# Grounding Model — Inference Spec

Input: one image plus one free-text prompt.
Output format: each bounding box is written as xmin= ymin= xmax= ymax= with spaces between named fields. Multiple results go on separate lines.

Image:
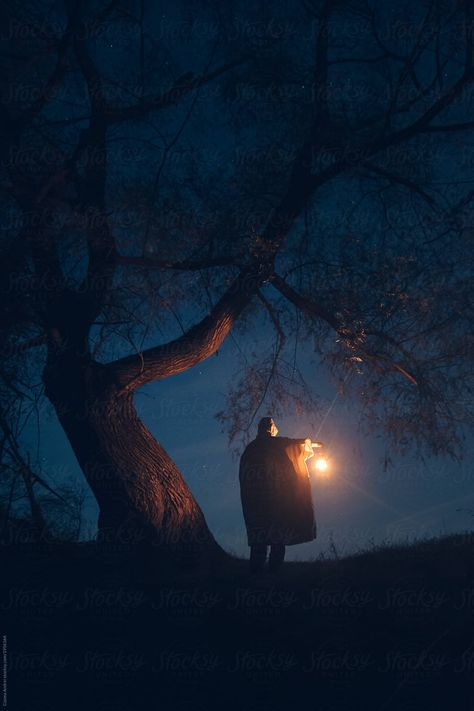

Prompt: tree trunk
xmin=43 ymin=354 xmax=222 ymax=565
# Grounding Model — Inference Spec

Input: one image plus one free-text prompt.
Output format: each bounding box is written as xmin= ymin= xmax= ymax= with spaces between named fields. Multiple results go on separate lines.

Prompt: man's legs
xmin=249 ymin=544 xmax=267 ymax=573
xmin=269 ymin=544 xmax=285 ymax=572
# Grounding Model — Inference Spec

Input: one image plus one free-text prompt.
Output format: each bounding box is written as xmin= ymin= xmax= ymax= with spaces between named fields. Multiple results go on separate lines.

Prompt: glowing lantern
xmin=308 ymin=441 xmax=329 ymax=475
xmin=314 ymin=456 xmax=329 ymax=472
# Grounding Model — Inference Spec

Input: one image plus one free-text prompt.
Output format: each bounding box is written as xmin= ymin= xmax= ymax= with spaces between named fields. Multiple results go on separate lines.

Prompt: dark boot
xmin=250 ymin=544 xmax=267 ymax=573
xmin=269 ymin=544 xmax=285 ymax=572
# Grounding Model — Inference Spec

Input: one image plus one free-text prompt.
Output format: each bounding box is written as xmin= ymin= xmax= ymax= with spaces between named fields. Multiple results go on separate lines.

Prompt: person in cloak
xmin=239 ymin=416 xmax=321 ymax=573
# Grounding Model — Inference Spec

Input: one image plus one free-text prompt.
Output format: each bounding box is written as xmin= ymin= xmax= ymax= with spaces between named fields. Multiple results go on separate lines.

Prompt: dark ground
xmin=2 ymin=533 xmax=474 ymax=711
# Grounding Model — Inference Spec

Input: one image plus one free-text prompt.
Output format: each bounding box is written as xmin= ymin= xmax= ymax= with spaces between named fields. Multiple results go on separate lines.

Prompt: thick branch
xmin=271 ymin=273 xmax=340 ymax=331
xmin=73 ymin=25 xmax=116 ymax=322
xmin=109 ymin=265 xmax=266 ymax=390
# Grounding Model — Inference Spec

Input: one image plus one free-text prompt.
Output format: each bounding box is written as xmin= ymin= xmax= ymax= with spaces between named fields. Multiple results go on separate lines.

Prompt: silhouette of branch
xmin=115 ymin=255 xmax=239 ymax=270
xmin=104 ymin=57 xmax=248 ymax=124
xmin=73 ymin=20 xmax=117 ymax=320
xmin=271 ymin=274 xmax=419 ymax=386
xmin=360 ymin=162 xmax=436 ymax=204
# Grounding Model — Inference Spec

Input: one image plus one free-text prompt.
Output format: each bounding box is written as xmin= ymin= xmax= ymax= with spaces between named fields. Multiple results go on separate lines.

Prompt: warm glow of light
xmin=314 ymin=456 xmax=329 ymax=472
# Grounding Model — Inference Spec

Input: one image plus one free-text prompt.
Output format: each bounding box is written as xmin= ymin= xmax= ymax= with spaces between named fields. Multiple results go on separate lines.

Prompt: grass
xmin=2 ymin=532 xmax=474 ymax=711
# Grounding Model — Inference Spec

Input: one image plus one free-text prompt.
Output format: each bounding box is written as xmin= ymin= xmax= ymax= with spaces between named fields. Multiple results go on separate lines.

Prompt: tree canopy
xmin=1 ymin=0 xmax=474 ymax=529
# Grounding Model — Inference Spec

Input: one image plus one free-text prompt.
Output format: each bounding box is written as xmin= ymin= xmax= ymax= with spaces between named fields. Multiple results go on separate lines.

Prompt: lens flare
xmin=314 ymin=457 xmax=328 ymax=472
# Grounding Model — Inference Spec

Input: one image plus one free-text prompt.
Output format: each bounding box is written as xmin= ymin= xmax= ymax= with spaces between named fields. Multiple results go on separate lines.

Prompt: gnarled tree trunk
xmin=39 ymin=265 xmax=276 ymax=566
xmin=43 ymin=353 xmax=220 ymax=563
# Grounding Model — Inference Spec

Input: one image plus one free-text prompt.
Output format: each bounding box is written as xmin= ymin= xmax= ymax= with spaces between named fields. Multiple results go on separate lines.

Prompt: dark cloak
xmin=239 ymin=435 xmax=316 ymax=546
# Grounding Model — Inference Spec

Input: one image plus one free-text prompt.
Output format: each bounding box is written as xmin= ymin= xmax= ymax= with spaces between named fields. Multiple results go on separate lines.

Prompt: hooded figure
xmin=239 ymin=417 xmax=318 ymax=572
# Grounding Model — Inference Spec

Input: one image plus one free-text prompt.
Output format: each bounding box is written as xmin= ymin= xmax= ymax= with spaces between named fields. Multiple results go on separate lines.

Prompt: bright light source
xmin=314 ymin=457 xmax=329 ymax=472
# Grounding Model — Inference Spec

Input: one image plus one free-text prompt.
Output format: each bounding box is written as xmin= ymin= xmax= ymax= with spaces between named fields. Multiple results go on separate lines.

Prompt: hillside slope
xmin=2 ymin=533 xmax=474 ymax=711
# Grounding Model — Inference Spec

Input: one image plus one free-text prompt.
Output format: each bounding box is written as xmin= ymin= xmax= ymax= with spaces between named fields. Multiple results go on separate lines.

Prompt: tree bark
xmin=43 ymin=354 xmax=220 ymax=564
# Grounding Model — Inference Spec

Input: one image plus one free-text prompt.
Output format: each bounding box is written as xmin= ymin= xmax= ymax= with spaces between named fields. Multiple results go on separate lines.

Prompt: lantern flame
xmin=314 ymin=456 xmax=328 ymax=472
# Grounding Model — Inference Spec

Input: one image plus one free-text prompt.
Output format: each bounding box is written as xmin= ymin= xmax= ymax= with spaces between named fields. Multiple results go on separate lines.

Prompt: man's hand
xmin=302 ymin=438 xmax=324 ymax=459
xmin=304 ymin=438 xmax=324 ymax=448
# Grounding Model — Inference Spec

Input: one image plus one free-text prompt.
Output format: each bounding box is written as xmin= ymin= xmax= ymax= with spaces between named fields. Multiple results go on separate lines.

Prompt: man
xmin=239 ymin=416 xmax=321 ymax=573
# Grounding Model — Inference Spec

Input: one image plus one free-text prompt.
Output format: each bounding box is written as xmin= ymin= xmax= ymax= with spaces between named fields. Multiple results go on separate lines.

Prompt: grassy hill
xmin=2 ymin=533 xmax=474 ymax=711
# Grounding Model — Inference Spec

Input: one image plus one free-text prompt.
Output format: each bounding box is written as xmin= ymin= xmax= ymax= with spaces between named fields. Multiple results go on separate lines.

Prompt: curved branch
xmin=109 ymin=265 xmax=264 ymax=390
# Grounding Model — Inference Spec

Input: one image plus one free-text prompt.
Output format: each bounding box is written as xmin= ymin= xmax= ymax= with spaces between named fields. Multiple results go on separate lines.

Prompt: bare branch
xmin=360 ymin=161 xmax=435 ymax=205
xmin=104 ymin=57 xmax=249 ymax=125
xmin=271 ymin=273 xmax=419 ymax=386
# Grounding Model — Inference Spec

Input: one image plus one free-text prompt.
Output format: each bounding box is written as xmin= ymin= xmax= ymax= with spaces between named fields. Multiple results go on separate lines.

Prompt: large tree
xmin=1 ymin=0 xmax=473 ymax=559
